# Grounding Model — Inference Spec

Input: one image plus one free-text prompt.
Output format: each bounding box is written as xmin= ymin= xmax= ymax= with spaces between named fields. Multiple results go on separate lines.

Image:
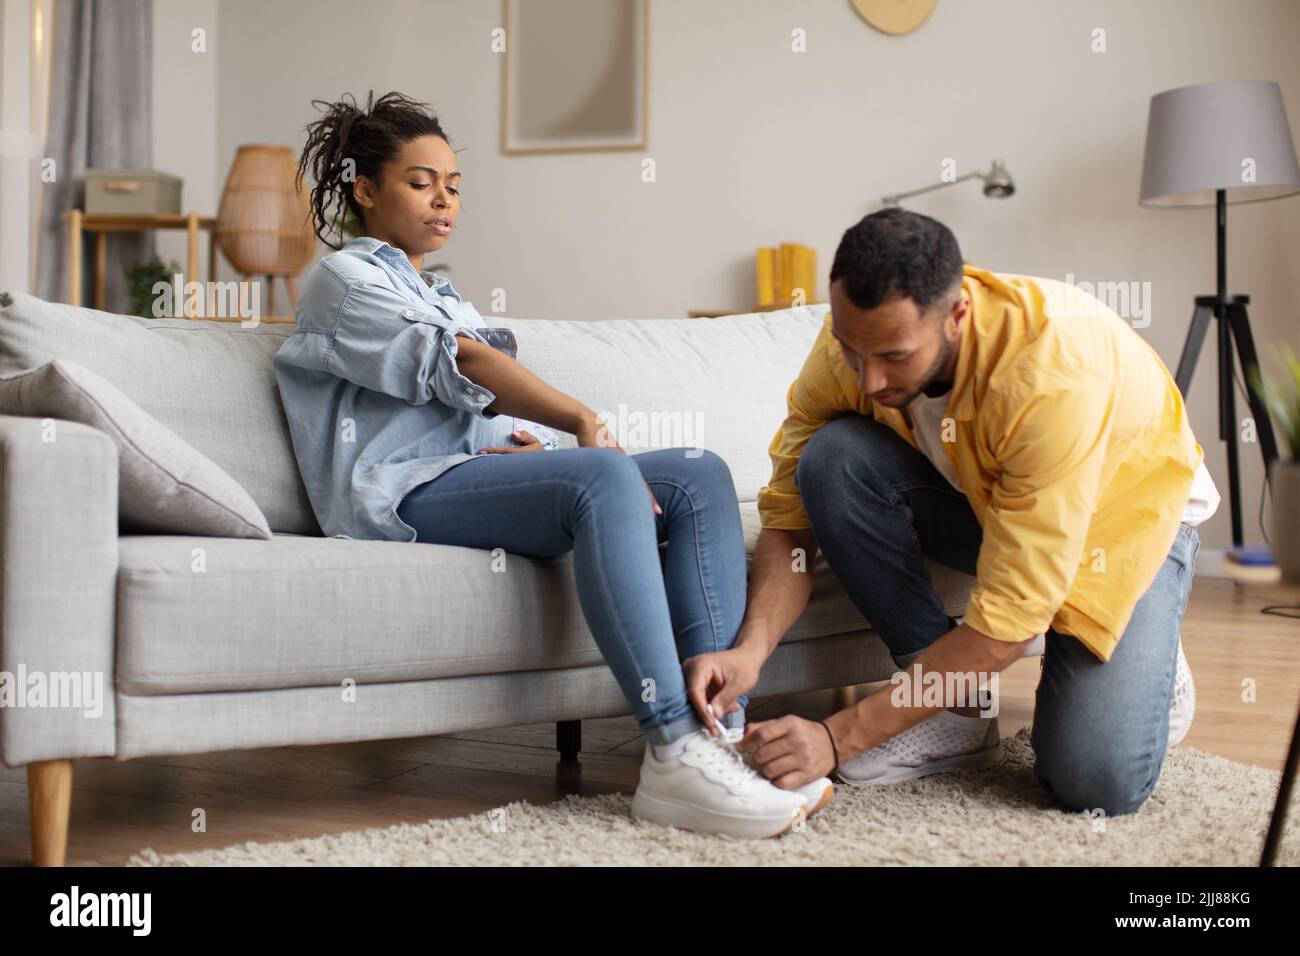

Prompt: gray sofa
xmin=0 ymin=291 xmax=978 ymax=865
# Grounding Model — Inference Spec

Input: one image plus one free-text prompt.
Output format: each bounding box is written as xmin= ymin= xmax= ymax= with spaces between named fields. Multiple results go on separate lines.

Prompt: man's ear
xmin=946 ymin=286 xmax=968 ymax=333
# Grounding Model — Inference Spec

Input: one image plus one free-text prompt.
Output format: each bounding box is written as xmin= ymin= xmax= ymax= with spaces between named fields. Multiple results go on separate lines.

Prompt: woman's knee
xmin=575 ymin=447 xmax=650 ymax=502
xmin=681 ymin=446 xmax=728 ymax=473
xmin=664 ymin=447 xmax=734 ymax=491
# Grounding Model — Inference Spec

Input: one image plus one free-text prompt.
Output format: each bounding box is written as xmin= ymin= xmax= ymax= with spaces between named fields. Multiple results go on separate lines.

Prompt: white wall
xmin=152 ymin=0 xmax=217 ymax=281
xmin=159 ymin=0 xmax=1300 ymax=555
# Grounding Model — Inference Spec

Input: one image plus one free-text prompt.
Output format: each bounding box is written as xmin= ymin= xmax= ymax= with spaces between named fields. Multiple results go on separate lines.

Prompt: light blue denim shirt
xmin=272 ymin=236 xmax=559 ymax=542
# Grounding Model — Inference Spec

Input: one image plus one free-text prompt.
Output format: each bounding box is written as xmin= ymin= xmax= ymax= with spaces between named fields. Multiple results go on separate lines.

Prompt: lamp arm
xmin=881 ymin=170 xmax=982 ymax=207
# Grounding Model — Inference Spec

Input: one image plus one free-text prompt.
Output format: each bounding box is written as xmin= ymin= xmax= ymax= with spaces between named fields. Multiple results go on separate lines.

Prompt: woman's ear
xmin=352 ymin=174 xmax=376 ymax=211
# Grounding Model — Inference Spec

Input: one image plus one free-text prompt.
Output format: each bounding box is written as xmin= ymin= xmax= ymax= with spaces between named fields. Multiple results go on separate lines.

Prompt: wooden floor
xmin=2 ymin=577 xmax=1297 ymax=866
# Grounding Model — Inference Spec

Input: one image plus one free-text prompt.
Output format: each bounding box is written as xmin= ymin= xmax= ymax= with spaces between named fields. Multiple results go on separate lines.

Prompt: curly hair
xmin=829 ymin=207 xmax=963 ymax=314
xmin=297 ymin=90 xmax=452 ymax=249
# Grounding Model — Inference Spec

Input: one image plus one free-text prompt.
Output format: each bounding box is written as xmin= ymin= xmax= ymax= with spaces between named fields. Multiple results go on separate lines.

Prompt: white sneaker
xmin=723 ymin=726 xmax=835 ymax=816
xmin=834 ymin=709 xmax=1004 ymax=785
xmin=631 ymin=729 xmax=808 ymax=839
xmin=1167 ymin=641 xmax=1195 ymax=748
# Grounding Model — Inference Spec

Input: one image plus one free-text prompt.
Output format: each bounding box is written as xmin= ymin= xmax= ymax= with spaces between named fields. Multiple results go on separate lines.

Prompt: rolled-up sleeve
xmin=965 ymin=369 xmax=1114 ymax=644
xmin=520 ymin=421 xmax=561 ymax=450
xmin=326 ymin=279 xmax=501 ymax=416
xmin=756 ymin=314 xmax=859 ymax=529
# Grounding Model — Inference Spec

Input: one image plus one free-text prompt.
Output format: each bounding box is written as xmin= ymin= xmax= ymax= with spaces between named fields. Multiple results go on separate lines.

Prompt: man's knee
xmin=797 ymin=416 xmax=875 ymax=502
xmin=1034 ymin=747 xmax=1159 ymax=817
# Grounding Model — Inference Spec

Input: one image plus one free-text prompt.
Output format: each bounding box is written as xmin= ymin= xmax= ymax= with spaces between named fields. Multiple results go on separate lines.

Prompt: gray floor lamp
xmin=1140 ymin=79 xmax=1300 ymax=868
xmin=1139 ymin=79 xmax=1300 ymax=547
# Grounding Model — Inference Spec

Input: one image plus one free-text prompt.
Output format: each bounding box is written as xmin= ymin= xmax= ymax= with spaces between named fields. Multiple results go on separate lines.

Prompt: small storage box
xmin=84 ymin=169 xmax=183 ymax=215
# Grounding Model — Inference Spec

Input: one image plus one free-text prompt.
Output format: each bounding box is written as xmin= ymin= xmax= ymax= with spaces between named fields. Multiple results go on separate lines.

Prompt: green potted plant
xmin=1252 ymin=344 xmax=1300 ymax=583
xmin=123 ymin=256 xmax=182 ymax=318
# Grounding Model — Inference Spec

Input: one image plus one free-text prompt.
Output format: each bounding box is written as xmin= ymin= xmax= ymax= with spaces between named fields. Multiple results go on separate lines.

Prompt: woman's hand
xmin=575 ymin=417 xmax=662 ymax=515
xmin=450 ymin=346 xmax=655 ymax=514
xmin=683 ymin=645 xmax=765 ymax=735
xmin=477 ymin=429 xmax=546 ymax=454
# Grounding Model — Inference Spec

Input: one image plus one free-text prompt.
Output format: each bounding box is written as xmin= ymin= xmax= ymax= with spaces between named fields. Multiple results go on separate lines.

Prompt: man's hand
xmin=683 ymin=646 xmax=764 ymax=735
xmin=478 ymin=429 xmax=546 ymax=454
xmin=736 ymin=715 xmax=837 ymax=790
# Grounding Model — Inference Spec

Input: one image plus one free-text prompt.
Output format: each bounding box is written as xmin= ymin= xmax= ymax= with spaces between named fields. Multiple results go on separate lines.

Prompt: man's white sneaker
xmin=723 ymin=726 xmax=835 ymax=816
xmin=1167 ymin=642 xmax=1195 ymax=749
xmin=834 ymin=709 xmax=1004 ymax=785
xmin=631 ymin=729 xmax=808 ymax=839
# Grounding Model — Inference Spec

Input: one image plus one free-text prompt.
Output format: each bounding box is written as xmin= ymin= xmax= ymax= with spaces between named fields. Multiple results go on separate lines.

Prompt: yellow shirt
xmin=756 ymin=265 xmax=1205 ymax=662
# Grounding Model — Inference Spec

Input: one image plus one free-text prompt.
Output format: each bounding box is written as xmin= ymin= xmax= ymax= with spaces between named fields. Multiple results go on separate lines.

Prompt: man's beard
xmin=889 ymin=332 xmax=957 ymax=407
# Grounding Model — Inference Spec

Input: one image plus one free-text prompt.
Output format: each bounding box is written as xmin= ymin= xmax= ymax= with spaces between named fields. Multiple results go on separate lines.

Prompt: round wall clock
xmin=851 ymin=0 xmax=937 ymax=36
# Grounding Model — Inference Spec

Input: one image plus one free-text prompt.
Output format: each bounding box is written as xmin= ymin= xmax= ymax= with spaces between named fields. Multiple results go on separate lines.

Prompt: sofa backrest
xmin=0 ymin=292 xmax=320 ymax=534
xmin=501 ymin=309 xmax=827 ymax=502
xmin=0 ymin=291 xmax=827 ymax=533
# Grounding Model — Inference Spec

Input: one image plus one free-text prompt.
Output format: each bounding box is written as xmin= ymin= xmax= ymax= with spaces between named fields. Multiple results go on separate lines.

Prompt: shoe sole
xmin=630 ymin=789 xmax=806 ymax=839
xmin=1167 ymin=652 xmax=1195 ymax=749
xmin=803 ymin=781 xmax=834 ymax=816
xmin=836 ymin=744 xmax=1006 ymax=786
xmin=1167 ymin=696 xmax=1195 ymax=748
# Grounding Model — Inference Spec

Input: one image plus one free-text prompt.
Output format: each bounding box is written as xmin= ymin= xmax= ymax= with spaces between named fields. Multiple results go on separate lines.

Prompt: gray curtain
xmin=35 ymin=0 xmax=153 ymax=313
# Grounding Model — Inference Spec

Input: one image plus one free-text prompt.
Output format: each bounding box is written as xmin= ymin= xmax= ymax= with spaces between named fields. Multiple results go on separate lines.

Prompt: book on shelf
xmin=756 ymin=242 xmax=815 ymax=308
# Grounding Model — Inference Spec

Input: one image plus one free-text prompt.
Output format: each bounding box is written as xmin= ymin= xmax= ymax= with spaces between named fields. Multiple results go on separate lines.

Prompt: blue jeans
xmin=395 ymin=446 xmax=749 ymax=746
xmin=796 ymin=415 xmax=1199 ymax=816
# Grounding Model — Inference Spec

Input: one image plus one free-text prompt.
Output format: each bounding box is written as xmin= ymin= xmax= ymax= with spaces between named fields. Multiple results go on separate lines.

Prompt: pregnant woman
xmin=271 ymin=91 xmax=831 ymax=838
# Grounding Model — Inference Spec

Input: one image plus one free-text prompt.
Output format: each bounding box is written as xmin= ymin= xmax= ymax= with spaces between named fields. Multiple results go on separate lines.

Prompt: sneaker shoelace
xmin=690 ymin=733 xmax=763 ymax=787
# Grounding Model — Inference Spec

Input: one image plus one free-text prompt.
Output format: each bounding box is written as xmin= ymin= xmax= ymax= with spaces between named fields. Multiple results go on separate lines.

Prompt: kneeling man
xmin=689 ymin=208 xmax=1215 ymax=816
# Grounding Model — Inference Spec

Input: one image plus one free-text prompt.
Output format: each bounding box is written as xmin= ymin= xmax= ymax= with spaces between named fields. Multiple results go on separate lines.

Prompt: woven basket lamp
xmin=215 ymin=145 xmax=316 ymax=317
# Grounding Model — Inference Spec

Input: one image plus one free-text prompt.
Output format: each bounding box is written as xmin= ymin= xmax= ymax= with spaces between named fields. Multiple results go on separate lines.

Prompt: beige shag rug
xmin=129 ymin=731 xmax=1298 ymax=866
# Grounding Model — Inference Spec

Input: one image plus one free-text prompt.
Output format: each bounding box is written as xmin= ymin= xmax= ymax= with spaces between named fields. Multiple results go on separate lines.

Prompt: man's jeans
xmin=796 ymin=415 xmax=1199 ymax=816
xmin=396 ymin=447 xmax=749 ymax=746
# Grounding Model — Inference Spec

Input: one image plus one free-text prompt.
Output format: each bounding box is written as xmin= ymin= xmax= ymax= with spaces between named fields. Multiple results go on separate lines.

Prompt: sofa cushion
xmin=114 ymin=501 xmax=975 ymax=695
xmin=0 ymin=359 xmax=271 ymax=537
xmin=0 ymin=292 xmax=319 ymax=534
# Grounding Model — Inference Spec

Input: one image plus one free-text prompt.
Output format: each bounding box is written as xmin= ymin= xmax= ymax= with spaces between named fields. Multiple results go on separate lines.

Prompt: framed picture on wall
xmin=501 ymin=0 xmax=649 ymax=154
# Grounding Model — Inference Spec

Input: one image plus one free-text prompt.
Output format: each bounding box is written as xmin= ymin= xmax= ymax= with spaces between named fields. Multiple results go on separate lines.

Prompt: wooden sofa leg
xmin=556 ymin=720 xmax=581 ymax=761
xmin=832 ymin=686 xmax=857 ymax=711
xmin=28 ymin=759 xmax=72 ymax=867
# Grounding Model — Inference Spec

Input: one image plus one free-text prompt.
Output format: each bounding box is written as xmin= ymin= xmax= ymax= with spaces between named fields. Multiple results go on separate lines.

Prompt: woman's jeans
xmin=396 ymin=446 xmax=749 ymax=746
xmin=796 ymin=415 xmax=1200 ymax=816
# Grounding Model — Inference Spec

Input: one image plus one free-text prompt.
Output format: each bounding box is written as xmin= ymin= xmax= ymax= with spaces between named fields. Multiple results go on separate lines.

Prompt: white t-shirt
xmin=903 ymin=389 xmax=1220 ymax=527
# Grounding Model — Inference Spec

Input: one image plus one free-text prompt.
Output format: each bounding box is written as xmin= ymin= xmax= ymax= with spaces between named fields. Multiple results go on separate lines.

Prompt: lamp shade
xmin=216 ymin=144 xmax=316 ymax=276
xmin=1139 ymin=80 xmax=1300 ymax=207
